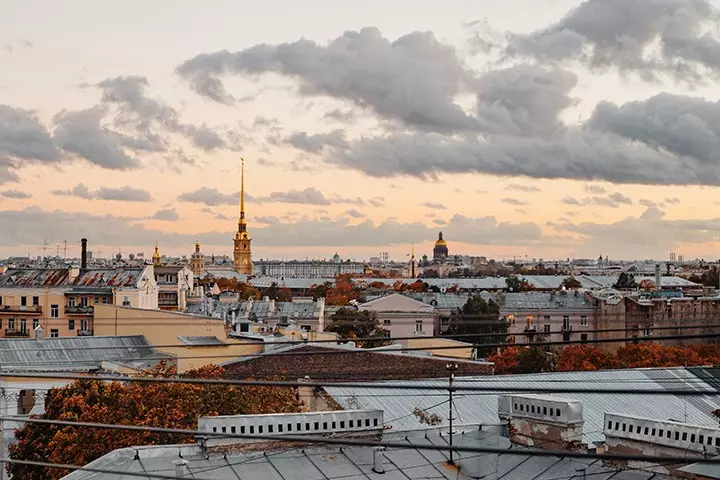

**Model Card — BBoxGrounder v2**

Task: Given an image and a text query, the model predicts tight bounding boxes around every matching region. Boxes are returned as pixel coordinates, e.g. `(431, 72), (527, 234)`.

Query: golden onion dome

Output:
(435, 238), (447, 247)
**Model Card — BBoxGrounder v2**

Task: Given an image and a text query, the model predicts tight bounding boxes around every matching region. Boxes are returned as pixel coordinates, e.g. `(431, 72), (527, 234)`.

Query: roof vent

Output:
(372, 447), (386, 474)
(173, 458), (188, 477)
(34, 325), (44, 343)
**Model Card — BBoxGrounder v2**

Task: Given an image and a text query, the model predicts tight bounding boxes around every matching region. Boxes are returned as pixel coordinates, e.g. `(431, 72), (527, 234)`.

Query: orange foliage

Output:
(614, 343), (704, 368)
(9, 363), (302, 480)
(556, 345), (615, 371)
(488, 347), (521, 374)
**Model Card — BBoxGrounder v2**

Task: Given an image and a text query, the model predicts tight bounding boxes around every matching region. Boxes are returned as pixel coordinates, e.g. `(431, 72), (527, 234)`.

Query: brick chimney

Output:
(81, 238), (88, 269)
(498, 394), (585, 451)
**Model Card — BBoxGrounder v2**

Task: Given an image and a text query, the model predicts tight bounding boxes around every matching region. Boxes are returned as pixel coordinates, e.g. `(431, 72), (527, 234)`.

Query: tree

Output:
(613, 272), (637, 289)
(505, 276), (521, 292)
(8, 363), (301, 480)
(489, 347), (554, 375)
(615, 344), (703, 368)
(556, 345), (615, 371)
(324, 308), (389, 348)
(240, 284), (259, 300)
(445, 296), (503, 357)
(560, 277), (582, 289)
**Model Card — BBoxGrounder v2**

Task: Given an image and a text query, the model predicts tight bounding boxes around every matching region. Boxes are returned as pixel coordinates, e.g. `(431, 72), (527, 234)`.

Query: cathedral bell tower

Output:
(233, 158), (253, 274)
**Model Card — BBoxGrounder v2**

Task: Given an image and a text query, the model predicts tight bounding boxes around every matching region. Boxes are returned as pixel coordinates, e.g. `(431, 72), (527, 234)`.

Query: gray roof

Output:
(0, 335), (166, 372)
(325, 367), (720, 446)
(240, 299), (322, 320)
(500, 291), (594, 312)
(60, 426), (681, 480)
(177, 336), (226, 346)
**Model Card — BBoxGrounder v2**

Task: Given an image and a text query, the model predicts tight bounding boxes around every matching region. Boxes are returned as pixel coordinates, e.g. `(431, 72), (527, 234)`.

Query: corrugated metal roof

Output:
(0, 268), (69, 288)
(501, 291), (594, 311)
(177, 336), (226, 346)
(73, 268), (145, 288)
(239, 299), (321, 320)
(325, 367), (720, 446)
(61, 426), (685, 479)
(0, 335), (163, 371)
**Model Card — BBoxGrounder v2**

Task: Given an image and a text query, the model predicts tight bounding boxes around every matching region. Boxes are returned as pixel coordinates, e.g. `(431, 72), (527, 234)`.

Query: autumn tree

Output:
(262, 282), (293, 301)
(615, 344), (704, 368)
(445, 296), (503, 357)
(325, 308), (389, 347)
(8, 363), (302, 480)
(556, 345), (615, 371)
(560, 277), (582, 289)
(505, 276), (535, 292)
(489, 347), (554, 375)
(240, 284), (260, 300)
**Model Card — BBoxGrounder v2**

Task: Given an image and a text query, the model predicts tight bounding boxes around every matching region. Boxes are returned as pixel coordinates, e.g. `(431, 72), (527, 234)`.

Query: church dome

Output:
(434, 232), (447, 247)
(433, 231), (449, 260)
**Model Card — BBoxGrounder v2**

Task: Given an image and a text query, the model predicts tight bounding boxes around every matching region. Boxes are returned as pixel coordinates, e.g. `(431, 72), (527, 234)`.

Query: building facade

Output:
(252, 260), (365, 278)
(358, 293), (438, 337)
(154, 265), (193, 311)
(189, 241), (205, 276)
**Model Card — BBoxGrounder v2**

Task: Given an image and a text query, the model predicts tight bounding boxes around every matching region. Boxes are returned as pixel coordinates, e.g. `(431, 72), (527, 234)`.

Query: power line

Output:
(6, 416), (720, 466)
(0, 372), (718, 396)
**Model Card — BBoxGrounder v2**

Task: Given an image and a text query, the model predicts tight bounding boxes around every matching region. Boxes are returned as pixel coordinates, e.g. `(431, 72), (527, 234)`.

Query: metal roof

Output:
(0, 335), (164, 371)
(0, 268), (69, 288)
(73, 268), (146, 288)
(177, 336), (226, 346)
(501, 291), (594, 312)
(325, 367), (720, 446)
(60, 426), (682, 480)
(240, 299), (322, 320)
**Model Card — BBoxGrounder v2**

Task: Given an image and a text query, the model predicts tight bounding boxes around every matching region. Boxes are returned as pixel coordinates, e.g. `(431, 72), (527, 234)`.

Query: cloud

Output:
(177, 27), (476, 132)
(344, 209), (365, 218)
(665, 197), (681, 205)
(214, 213), (231, 220)
(502, 197), (529, 206)
(640, 199), (663, 208)
(323, 108), (356, 123)
(53, 107), (139, 170)
(562, 192), (632, 208)
(52, 183), (152, 202)
(0, 190), (31, 199)
(178, 188), (240, 206)
(368, 197), (386, 208)
(329, 127), (720, 185)
(584, 184), (606, 194)
(474, 64), (577, 136)
(150, 207), (179, 221)
(285, 130), (349, 153)
(422, 202), (446, 210)
(258, 187), (331, 205)
(433, 219), (447, 226)
(0, 105), (61, 183)
(589, 93), (720, 166)
(507, 183), (540, 192)
(97, 75), (230, 152)
(506, 0), (720, 81)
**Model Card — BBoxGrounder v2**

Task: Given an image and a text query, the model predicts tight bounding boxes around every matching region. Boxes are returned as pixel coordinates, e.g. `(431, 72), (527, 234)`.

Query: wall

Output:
(0, 288), (68, 338)
(93, 304), (264, 372)
(401, 337), (475, 360)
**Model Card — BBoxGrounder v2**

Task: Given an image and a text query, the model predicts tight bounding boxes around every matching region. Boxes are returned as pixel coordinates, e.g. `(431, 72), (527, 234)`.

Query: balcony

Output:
(5, 329), (29, 337)
(77, 330), (94, 337)
(0, 305), (42, 315)
(158, 298), (179, 307)
(65, 305), (94, 315)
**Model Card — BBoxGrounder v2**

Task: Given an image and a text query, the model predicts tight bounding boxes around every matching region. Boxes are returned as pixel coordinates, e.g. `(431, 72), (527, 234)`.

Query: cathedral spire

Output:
(238, 157), (246, 232)
(233, 157), (252, 274)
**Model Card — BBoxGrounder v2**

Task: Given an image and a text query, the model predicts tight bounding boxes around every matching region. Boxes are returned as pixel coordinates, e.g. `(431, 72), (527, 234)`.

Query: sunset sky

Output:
(3, 0), (720, 262)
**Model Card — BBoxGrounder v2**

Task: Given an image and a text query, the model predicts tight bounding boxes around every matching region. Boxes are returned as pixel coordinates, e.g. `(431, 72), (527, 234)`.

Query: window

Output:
(314, 422), (319, 430)
(707, 436), (713, 446)
(667, 431), (671, 439)
(415, 320), (423, 333)
(652, 428), (656, 436)
(221, 426), (226, 433)
(32, 319), (38, 329)
(268, 425), (273, 433)
(80, 297), (88, 307)
(258, 426), (263, 434)
(8, 318), (14, 330)
(32, 296), (39, 306)
(20, 319), (26, 334)
(644, 427), (649, 435)
(20, 296), (26, 306)
(622, 423), (626, 432)
(365, 419), (370, 427)
(231, 426), (236, 434)
(383, 330), (391, 339)
(698, 434), (704, 444)
(279, 424), (283, 432)
(581, 334), (588, 343)
(102, 297), (108, 304)
(50, 305), (59, 318)
(349, 420), (354, 428)
(94, 297), (99, 304)
(556, 408), (560, 416)
(629, 425), (633, 433)
(0, 296), (3, 305)
(659, 429), (664, 437)
(68, 320), (75, 331)
(514, 403), (518, 410)
(716, 437), (720, 447)
(543, 407), (547, 415)
(531, 405), (535, 413)
(544, 315), (550, 321)
(580, 316), (588, 326)
(691, 434), (696, 443)
(562, 316), (570, 329)
(676, 432), (680, 440)
(383, 319), (391, 325)
(332, 421), (336, 429)
(250, 426), (254, 434)
(608, 421), (613, 429)
(80, 319), (88, 332)
(323, 422), (328, 430)
(340, 421), (345, 428)
(616, 422), (620, 431)
(543, 324), (551, 333)
(67, 298), (76, 307)
(374, 418), (378, 426)
(50, 329), (59, 338)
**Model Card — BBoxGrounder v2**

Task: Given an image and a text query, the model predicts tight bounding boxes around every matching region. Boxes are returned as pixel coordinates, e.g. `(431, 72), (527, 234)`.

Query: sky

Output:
(3, 0), (720, 262)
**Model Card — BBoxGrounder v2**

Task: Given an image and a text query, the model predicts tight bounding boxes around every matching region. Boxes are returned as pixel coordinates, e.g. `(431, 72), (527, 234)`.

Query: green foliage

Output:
(445, 296), (503, 357)
(613, 272), (637, 289)
(560, 276), (582, 289)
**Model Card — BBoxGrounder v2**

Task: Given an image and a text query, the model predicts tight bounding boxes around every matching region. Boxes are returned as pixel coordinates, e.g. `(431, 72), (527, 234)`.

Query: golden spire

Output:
(239, 157), (245, 226)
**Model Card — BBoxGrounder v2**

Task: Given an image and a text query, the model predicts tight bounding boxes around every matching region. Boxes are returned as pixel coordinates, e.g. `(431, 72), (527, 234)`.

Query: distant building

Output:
(252, 260), (364, 278)
(432, 231), (449, 261)
(189, 241), (205, 276)
(153, 265), (193, 311)
(233, 158), (252, 274)
(358, 293), (438, 337)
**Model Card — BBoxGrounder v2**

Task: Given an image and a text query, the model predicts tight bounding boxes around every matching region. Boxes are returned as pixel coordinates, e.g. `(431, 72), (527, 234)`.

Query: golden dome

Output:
(434, 231), (447, 247)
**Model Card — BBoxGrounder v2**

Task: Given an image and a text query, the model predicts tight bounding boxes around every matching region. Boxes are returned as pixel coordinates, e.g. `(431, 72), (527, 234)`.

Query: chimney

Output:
(372, 447), (386, 474)
(81, 238), (88, 269)
(173, 458), (188, 477)
(498, 394), (585, 451)
(34, 325), (44, 342)
(655, 264), (661, 291)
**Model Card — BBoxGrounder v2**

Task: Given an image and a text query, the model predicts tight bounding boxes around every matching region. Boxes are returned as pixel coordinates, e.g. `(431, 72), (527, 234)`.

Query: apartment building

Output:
(153, 265), (193, 311)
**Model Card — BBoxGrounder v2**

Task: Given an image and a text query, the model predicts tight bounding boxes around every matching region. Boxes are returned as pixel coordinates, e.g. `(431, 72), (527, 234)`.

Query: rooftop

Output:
(500, 291), (594, 311)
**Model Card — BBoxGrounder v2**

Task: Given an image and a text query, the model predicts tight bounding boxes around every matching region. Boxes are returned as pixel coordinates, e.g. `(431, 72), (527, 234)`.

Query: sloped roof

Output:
(177, 336), (226, 346)
(501, 291), (594, 311)
(72, 268), (146, 288)
(0, 268), (69, 288)
(359, 293), (434, 312)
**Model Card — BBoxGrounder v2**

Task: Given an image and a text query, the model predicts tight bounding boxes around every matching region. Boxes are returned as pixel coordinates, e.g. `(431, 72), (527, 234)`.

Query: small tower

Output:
(410, 242), (416, 278)
(152, 242), (161, 266)
(433, 232), (449, 262)
(233, 158), (253, 274)
(190, 241), (205, 276)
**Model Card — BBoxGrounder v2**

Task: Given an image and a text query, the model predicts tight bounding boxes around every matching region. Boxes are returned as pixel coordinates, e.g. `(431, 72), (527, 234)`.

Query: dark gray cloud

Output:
(97, 76), (230, 152)
(507, 183), (540, 192)
(52, 107), (138, 170)
(502, 197), (529, 206)
(421, 202), (446, 210)
(506, 0), (720, 80)
(562, 192), (632, 208)
(150, 207), (179, 221)
(258, 187), (331, 205)
(474, 65), (577, 136)
(0, 105), (60, 182)
(589, 93), (720, 165)
(323, 108), (356, 123)
(177, 27), (476, 132)
(330, 128), (720, 185)
(286, 130), (349, 153)
(52, 183), (152, 202)
(344, 209), (365, 218)
(178, 188), (240, 206)
(1, 189), (31, 199)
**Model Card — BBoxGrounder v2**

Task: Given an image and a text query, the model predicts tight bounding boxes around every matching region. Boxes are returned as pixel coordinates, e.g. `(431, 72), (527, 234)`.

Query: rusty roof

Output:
(0, 268), (70, 288)
(72, 268), (146, 288)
